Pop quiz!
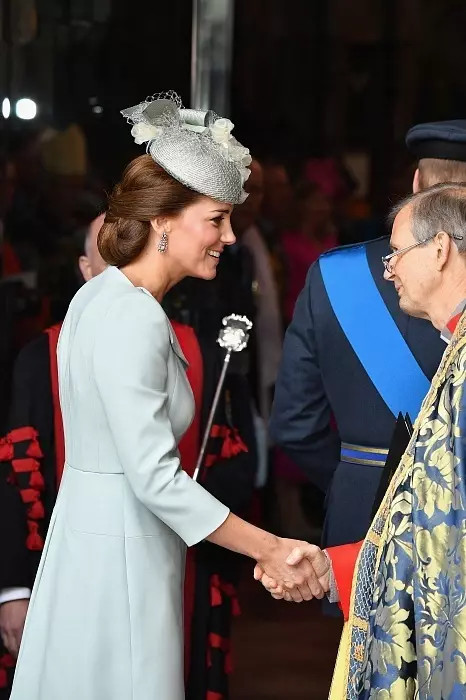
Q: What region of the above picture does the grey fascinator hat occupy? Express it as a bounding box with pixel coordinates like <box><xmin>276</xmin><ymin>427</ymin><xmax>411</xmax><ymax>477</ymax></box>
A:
<box><xmin>121</xmin><ymin>91</ymin><xmax>252</xmax><ymax>204</ymax></box>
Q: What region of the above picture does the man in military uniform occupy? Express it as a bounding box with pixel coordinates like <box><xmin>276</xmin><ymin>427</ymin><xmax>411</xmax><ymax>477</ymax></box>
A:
<box><xmin>269</xmin><ymin>120</ymin><xmax>466</xmax><ymax>565</ymax></box>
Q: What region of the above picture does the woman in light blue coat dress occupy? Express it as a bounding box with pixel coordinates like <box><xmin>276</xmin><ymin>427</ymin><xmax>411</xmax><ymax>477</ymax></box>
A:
<box><xmin>10</xmin><ymin>93</ymin><xmax>326</xmax><ymax>700</ymax></box>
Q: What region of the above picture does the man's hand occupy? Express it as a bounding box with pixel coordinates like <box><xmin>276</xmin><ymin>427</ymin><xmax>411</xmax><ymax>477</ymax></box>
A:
<box><xmin>255</xmin><ymin>538</ymin><xmax>330</xmax><ymax>602</ymax></box>
<box><xmin>0</xmin><ymin>599</ymin><xmax>29</xmax><ymax>657</ymax></box>
<box><xmin>254</xmin><ymin>543</ymin><xmax>331</xmax><ymax>602</ymax></box>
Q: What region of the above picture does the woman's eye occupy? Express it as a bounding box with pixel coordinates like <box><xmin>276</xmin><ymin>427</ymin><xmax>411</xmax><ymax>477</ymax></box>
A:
<box><xmin>212</xmin><ymin>216</ymin><xmax>223</xmax><ymax>226</ymax></box>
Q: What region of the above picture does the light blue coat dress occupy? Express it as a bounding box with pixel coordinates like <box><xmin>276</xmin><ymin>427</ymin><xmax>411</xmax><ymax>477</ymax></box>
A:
<box><xmin>10</xmin><ymin>265</ymin><xmax>229</xmax><ymax>700</ymax></box>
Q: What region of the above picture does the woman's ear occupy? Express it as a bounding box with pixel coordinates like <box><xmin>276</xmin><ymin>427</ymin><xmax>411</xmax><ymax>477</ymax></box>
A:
<box><xmin>150</xmin><ymin>217</ymin><xmax>170</xmax><ymax>235</ymax></box>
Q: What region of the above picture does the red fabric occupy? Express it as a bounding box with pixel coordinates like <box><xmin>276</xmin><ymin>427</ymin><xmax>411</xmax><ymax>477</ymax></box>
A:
<box><xmin>26</xmin><ymin>440</ymin><xmax>44</xmax><ymax>458</ymax></box>
<box><xmin>1</xmin><ymin>240</ymin><xmax>22</xmax><ymax>276</ymax></box>
<box><xmin>45</xmin><ymin>324</ymin><xmax>65</xmax><ymax>486</ymax></box>
<box><xmin>208</xmin><ymin>633</ymin><xmax>230</xmax><ymax>653</ymax></box>
<box><xmin>9</xmin><ymin>427</ymin><xmax>38</xmax><ymax>444</ymax></box>
<box><xmin>11</xmin><ymin>457</ymin><xmax>40</xmax><ymax>474</ymax></box>
<box><xmin>0</xmin><ymin>654</ymin><xmax>15</xmax><ymax>689</ymax></box>
<box><xmin>8</xmin><ymin>428</ymin><xmax>46</xmax><ymax>551</ymax></box>
<box><xmin>27</xmin><ymin>500</ymin><xmax>44</xmax><ymax>520</ymax></box>
<box><xmin>326</xmin><ymin>541</ymin><xmax>363</xmax><ymax>621</ymax></box>
<box><xmin>220</xmin><ymin>428</ymin><xmax>247</xmax><ymax>459</ymax></box>
<box><xmin>210</xmin><ymin>424</ymin><xmax>228</xmax><ymax>438</ymax></box>
<box><xmin>0</xmin><ymin>654</ymin><xmax>14</xmax><ymax>668</ymax></box>
<box><xmin>205</xmin><ymin>425</ymin><xmax>248</xmax><ymax>471</ymax></box>
<box><xmin>447</xmin><ymin>312</ymin><xmax>463</xmax><ymax>335</ymax></box>
<box><xmin>18</xmin><ymin>488</ymin><xmax>40</xmax><ymax>505</ymax></box>
<box><xmin>6</xmin><ymin>324</ymin><xmax>64</xmax><ymax>556</ymax></box>
<box><xmin>0</xmin><ymin>437</ymin><xmax>13</xmax><ymax>461</ymax></box>
<box><xmin>0</xmin><ymin>653</ymin><xmax>15</xmax><ymax>689</ymax></box>
<box><xmin>210</xmin><ymin>575</ymin><xmax>241</xmax><ymax>616</ymax></box>
<box><xmin>26</xmin><ymin>520</ymin><xmax>44</xmax><ymax>550</ymax></box>
<box><xmin>29</xmin><ymin>470</ymin><xmax>45</xmax><ymax>489</ymax></box>
<box><xmin>171</xmin><ymin>322</ymin><xmax>204</xmax><ymax>681</ymax></box>
<box><xmin>172</xmin><ymin>322</ymin><xmax>204</xmax><ymax>479</ymax></box>
<box><xmin>207</xmin><ymin>633</ymin><xmax>233</xmax><ymax>674</ymax></box>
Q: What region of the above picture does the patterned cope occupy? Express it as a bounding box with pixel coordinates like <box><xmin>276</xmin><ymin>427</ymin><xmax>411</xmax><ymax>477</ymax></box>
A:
<box><xmin>335</xmin><ymin>311</ymin><xmax>466</xmax><ymax>699</ymax></box>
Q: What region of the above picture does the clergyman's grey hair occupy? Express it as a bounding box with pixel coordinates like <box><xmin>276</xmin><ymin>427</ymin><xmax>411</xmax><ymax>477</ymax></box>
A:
<box><xmin>388</xmin><ymin>182</ymin><xmax>466</xmax><ymax>254</ymax></box>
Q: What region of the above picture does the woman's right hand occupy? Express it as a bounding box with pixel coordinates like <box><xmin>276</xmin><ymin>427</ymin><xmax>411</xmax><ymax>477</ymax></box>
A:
<box><xmin>256</xmin><ymin>538</ymin><xmax>329</xmax><ymax>602</ymax></box>
<box><xmin>205</xmin><ymin>513</ymin><xmax>328</xmax><ymax>601</ymax></box>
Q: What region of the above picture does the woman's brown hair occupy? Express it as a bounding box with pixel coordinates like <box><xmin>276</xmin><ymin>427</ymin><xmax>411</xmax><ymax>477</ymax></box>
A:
<box><xmin>98</xmin><ymin>155</ymin><xmax>203</xmax><ymax>267</ymax></box>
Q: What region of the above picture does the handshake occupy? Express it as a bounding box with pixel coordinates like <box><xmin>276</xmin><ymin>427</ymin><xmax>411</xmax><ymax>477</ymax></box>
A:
<box><xmin>253</xmin><ymin>539</ymin><xmax>331</xmax><ymax>603</ymax></box>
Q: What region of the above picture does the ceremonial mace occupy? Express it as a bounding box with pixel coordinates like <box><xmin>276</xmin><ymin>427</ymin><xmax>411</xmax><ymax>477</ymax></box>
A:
<box><xmin>192</xmin><ymin>314</ymin><xmax>253</xmax><ymax>482</ymax></box>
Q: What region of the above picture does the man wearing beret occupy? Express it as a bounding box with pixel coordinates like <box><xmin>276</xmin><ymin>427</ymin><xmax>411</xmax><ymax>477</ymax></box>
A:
<box><xmin>409</xmin><ymin>120</ymin><xmax>466</xmax><ymax>191</ymax></box>
<box><xmin>268</xmin><ymin>119</ymin><xmax>466</xmax><ymax>613</ymax></box>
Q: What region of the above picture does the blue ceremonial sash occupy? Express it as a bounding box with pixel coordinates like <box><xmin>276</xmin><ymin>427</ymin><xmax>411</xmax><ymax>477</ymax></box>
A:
<box><xmin>320</xmin><ymin>245</ymin><xmax>430</xmax><ymax>419</ymax></box>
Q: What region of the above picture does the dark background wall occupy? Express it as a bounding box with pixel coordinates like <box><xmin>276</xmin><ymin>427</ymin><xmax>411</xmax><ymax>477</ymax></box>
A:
<box><xmin>3</xmin><ymin>0</ymin><xmax>466</xmax><ymax>208</ymax></box>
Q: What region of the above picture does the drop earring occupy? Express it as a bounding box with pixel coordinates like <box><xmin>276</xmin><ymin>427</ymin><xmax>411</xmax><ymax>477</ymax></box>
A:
<box><xmin>157</xmin><ymin>231</ymin><xmax>168</xmax><ymax>253</ymax></box>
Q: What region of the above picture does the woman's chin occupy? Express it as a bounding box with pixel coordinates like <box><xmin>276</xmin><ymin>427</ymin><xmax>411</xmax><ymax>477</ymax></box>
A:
<box><xmin>201</xmin><ymin>261</ymin><xmax>219</xmax><ymax>280</ymax></box>
<box><xmin>189</xmin><ymin>257</ymin><xmax>220</xmax><ymax>280</ymax></box>
<box><xmin>192</xmin><ymin>267</ymin><xmax>217</xmax><ymax>281</ymax></box>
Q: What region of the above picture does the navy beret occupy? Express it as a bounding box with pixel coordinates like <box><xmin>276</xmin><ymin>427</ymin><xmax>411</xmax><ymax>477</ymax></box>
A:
<box><xmin>406</xmin><ymin>120</ymin><xmax>466</xmax><ymax>162</ymax></box>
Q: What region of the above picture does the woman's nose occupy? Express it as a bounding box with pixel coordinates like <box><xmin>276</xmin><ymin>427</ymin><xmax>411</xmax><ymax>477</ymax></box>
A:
<box><xmin>221</xmin><ymin>221</ymin><xmax>236</xmax><ymax>246</ymax></box>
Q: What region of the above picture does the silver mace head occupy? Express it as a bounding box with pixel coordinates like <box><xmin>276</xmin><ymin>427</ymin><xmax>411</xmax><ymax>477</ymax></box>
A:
<box><xmin>217</xmin><ymin>314</ymin><xmax>253</xmax><ymax>353</ymax></box>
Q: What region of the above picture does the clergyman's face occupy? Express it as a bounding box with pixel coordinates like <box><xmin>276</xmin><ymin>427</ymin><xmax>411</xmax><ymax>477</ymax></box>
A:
<box><xmin>384</xmin><ymin>205</ymin><xmax>438</xmax><ymax>319</ymax></box>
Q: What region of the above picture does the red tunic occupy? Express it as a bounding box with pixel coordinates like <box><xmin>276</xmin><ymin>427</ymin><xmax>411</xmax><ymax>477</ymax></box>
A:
<box><xmin>170</xmin><ymin>321</ymin><xmax>204</xmax><ymax>679</ymax></box>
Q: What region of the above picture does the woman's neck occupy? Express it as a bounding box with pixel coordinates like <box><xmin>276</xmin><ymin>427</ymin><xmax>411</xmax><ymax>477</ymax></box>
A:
<box><xmin>120</xmin><ymin>256</ymin><xmax>182</xmax><ymax>302</ymax></box>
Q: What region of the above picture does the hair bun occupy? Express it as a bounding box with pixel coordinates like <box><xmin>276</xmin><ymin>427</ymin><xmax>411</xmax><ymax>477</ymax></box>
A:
<box><xmin>98</xmin><ymin>155</ymin><xmax>202</xmax><ymax>268</ymax></box>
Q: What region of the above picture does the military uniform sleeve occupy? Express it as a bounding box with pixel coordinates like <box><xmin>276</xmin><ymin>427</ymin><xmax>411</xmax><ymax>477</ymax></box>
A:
<box><xmin>269</xmin><ymin>264</ymin><xmax>340</xmax><ymax>493</ymax></box>
<box><xmin>94</xmin><ymin>293</ymin><xmax>229</xmax><ymax>547</ymax></box>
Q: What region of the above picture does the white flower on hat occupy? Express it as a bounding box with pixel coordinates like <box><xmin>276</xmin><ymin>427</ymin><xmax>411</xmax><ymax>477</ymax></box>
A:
<box><xmin>239</xmin><ymin>166</ymin><xmax>251</xmax><ymax>185</ymax></box>
<box><xmin>131</xmin><ymin>122</ymin><xmax>161</xmax><ymax>145</ymax></box>
<box><xmin>226</xmin><ymin>141</ymin><xmax>252</xmax><ymax>184</ymax></box>
<box><xmin>210</xmin><ymin>118</ymin><xmax>234</xmax><ymax>146</ymax></box>
<box><xmin>208</xmin><ymin>119</ymin><xmax>251</xmax><ymax>184</ymax></box>
<box><xmin>229</xmin><ymin>143</ymin><xmax>252</xmax><ymax>168</ymax></box>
